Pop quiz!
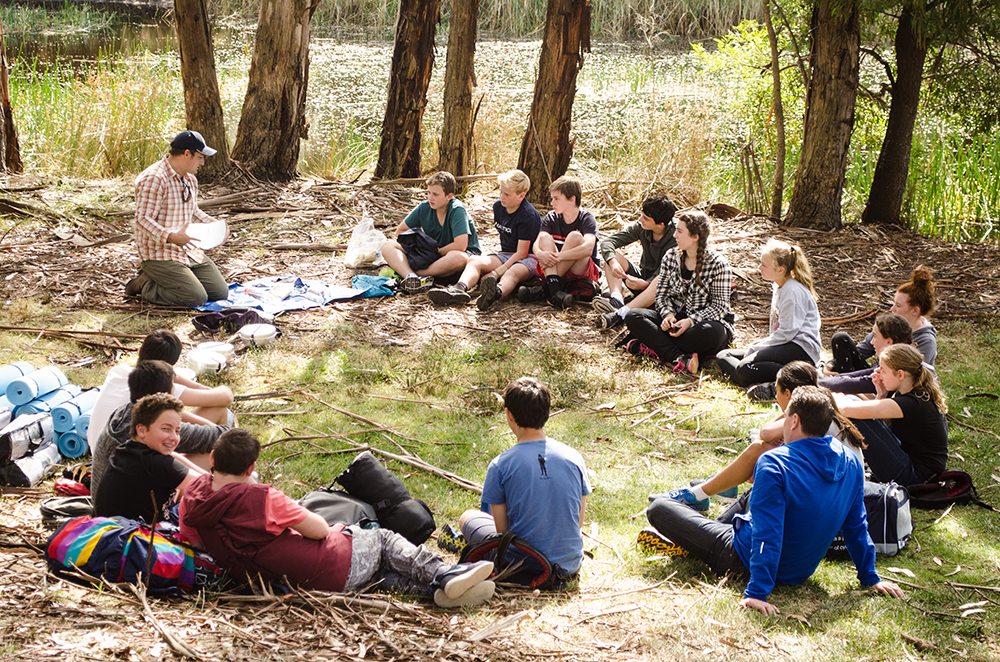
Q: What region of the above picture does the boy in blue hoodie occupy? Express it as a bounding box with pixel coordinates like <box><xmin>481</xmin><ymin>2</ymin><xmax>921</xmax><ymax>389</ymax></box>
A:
<box><xmin>643</xmin><ymin>386</ymin><xmax>904</xmax><ymax>615</ymax></box>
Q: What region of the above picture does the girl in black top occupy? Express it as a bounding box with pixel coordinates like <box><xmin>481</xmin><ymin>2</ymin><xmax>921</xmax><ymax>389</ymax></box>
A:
<box><xmin>837</xmin><ymin>344</ymin><xmax>948</xmax><ymax>486</ymax></box>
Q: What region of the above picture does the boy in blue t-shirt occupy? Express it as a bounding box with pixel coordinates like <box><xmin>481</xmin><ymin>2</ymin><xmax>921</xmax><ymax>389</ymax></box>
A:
<box><xmin>380</xmin><ymin>171</ymin><xmax>481</xmax><ymax>294</ymax></box>
<box><xmin>459</xmin><ymin>377</ymin><xmax>591</xmax><ymax>582</ymax></box>
<box><xmin>428</xmin><ymin>170</ymin><xmax>541</xmax><ymax>311</ymax></box>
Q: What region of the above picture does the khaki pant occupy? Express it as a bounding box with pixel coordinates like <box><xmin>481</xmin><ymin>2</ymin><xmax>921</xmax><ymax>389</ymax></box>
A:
<box><xmin>140</xmin><ymin>258</ymin><xmax>228</xmax><ymax>307</ymax></box>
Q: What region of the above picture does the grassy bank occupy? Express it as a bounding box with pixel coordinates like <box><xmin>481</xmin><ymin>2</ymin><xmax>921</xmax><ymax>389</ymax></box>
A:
<box><xmin>1</xmin><ymin>305</ymin><xmax>998</xmax><ymax>658</ymax></box>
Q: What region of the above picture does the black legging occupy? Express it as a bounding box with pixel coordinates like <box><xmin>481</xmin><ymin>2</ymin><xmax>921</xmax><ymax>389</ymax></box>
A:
<box><xmin>830</xmin><ymin>331</ymin><xmax>871</xmax><ymax>373</ymax></box>
<box><xmin>715</xmin><ymin>342</ymin><xmax>813</xmax><ymax>387</ymax></box>
<box><xmin>623</xmin><ymin>309</ymin><xmax>730</xmax><ymax>363</ymax></box>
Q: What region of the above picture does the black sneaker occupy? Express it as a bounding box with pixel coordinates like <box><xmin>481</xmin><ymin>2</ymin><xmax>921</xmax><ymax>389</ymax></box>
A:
<box><xmin>437</xmin><ymin>524</ymin><xmax>467</xmax><ymax>554</ymax></box>
<box><xmin>592</xmin><ymin>295</ymin><xmax>622</xmax><ymax>314</ymax></box>
<box><xmin>746</xmin><ymin>382</ymin><xmax>777</xmax><ymax>401</ymax></box>
<box><xmin>428</xmin><ymin>285</ymin><xmax>471</xmax><ymax>306</ymax></box>
<box><xmin>516</xmin><ymin>285</ymin><xmax>546</xmax><ymax>303</ymax></box>
<box><xmin>597</xmin><ymin>310</ymin><xmax>624</xmax><ymax>330</ymax></box>
<box><xmin>434</xmin><ymin>561</ymin><xmax>494</xmax><ymax>599</ymax></box>
<box><xmin>476</xmin><ymin>274</ymin><xmax>502</xmax><ymax>311</ymax></box>
<box><xmin>548</xmin><ymin>290</ymin><xmax>574</xmax><ymax>310</ymax></box>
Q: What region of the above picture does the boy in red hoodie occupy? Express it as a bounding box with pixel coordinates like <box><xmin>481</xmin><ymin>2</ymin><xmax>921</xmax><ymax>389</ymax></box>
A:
<box><xmin>180</xmin><ymin>429</ymin><xmax>494</xmax><ymax>607</ymax></box>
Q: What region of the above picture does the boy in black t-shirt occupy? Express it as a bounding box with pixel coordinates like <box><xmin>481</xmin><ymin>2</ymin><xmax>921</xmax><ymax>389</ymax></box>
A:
<box><xmin>94</xmin><ymin>393</ymin><xmax>198</xmax><ymax>523</ymax></box>
<box><xmin>522</xmin><ymin>175</ymin><xmax>600</xmax><ymax>310</ymax></box>
<box><xmin>427</xmin><ymin>170</ymin><xmax>542</xmax><ymax>311</ymax></box>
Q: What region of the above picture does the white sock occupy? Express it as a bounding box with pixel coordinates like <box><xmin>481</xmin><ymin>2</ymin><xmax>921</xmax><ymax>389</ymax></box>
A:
<box><xmin>689</xmin><ymin>484</ymin><xmax>709</xmax><ymax>500</ymax></box>
<box><xmin>616</xmin><ymin>305</ymin><xmax>631</xmax><ymax>318</ymax></box>
<box><xmin>610</xmin><ymin>292</ymin><xmax>625</xmax><ymax>304</ymax></box>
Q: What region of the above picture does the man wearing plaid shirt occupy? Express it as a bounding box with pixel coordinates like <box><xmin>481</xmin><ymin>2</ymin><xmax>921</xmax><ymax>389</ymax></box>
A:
<box><xmin>126</xmin><ymin>131</ymin><xmax>229</xmax><ymax>307</ymax></box>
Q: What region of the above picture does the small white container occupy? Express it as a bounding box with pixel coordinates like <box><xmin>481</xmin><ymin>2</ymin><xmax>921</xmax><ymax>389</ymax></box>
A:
<box><xmin>196</xmin><ymin>341</ymin><xmax>236</xmax><ymax>360</ymax></box>
<box><xmin>187</xmin><ymin>349</ymin><xmax>228</xmax><ymax>376</ymax></box>
<box><xmin>239</xmin><ymin>323</ymin><xmax>279</xmax><ymax>347</ymax></box>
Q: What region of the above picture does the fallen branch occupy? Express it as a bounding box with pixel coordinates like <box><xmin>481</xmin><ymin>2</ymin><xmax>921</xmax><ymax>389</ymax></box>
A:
<box><xmin>269</xmin><ymin>243</ymin><xmax>347</xmax><ymax>252</ymax></box>
<box><xmin>366</xmin><ymin>173</ymin><xmax>502</xmax><ymax>188</ymax></box>
<box><xmin>0</xmin><ymin>324</ymin><xmax>147</xmax><ymax>339</ymax></box>
<box><xmin>581</xmin><ymin>573</ymin><xmax>678</xmax><ymax>602</ymax></box>
<box><xmin>129</xmin><ymin>583</ymin><xmax>206</xmax><ymax>660</ymax></box>
<box><xmin>467</xmin><ymin>610</ymin><xmax>532</xmax><ymax>642</ymax></box>
<box><xmin>568</xmin><ymin>604</ymin><xmax>641</xmax><ymax>628</ymax></box>
<box><xmin>948</xmin><ymin>582</ymin><xmax>1000</xmax><ymax>593</ymax></box>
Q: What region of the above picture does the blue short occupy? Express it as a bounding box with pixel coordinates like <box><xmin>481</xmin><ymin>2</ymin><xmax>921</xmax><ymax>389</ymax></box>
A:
<box><xmin>491</xmin><ymin>252</ymin><xmax>539</xmax><ymax>273</ymax></box>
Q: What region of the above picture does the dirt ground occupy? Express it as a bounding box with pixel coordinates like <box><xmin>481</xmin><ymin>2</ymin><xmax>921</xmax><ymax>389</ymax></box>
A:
<box><xmin>2</xmin><ymin>175</ymin><xmax>999</xmax><ymax>660</ymax></box>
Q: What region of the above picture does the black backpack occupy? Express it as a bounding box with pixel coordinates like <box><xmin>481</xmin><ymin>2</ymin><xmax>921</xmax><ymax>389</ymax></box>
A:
<box><xmin>828</xmin><ymin>481</ymin><xmax>912</xmax><ymax>558</ymax></box>
<box><xmin>299</xmin><ymin>488</ymin><xmax>378</xmax><ymax>528</ymax></box>
<box><xmin>907</xmin><ymin>470</ymin><xmax>995</xmax><ymax>511</ymax></box>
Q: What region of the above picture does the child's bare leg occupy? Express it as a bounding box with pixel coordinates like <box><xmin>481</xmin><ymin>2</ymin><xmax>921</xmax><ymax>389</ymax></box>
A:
<box><xmin>417</xmin><ymin>251</ymin><xmax>469</xmax><ymax>277</ymax></box>
<box><xmin>381</xmin><ymin>240</ymin><xmax>415</xmax><ymax>276</ymax></box>
<box><xmin>497</xmin><ymin>263</ymin><xmax>530</xmax><ymax>296</ymax></box>
<box><xmin>699</xmin><ymin>440</ymin><xmax>775</xmax><ymax>495</ymax></box>
<box><xmin>603</xmin><ymin>254</ymin><xmax>631</xmax><ymax>299</ymax></box>
<box><xmin>554</xmin><ymin>231</ymin><xmax>586</xmax><ymax>277</ymax></box>
<box><xmin>627</xmin><ymin>278</ymin><xmax>658</xmax><ymax>309</ymax></box>
<box><xmin>461</xmin><ymin>255</ymin><xmax>501</xmax><ymax>290</ymax></box>
<box><xmin>192</xmin><ymin>406</ymin><xmax>230</xmax><ymax>426</ymax></box>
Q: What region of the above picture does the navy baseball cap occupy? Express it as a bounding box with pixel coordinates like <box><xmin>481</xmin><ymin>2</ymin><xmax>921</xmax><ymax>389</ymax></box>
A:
<box><xmin>170</xmin><ymin>130</ymin><xmax>217</xmax><ymax>157</ymax></box>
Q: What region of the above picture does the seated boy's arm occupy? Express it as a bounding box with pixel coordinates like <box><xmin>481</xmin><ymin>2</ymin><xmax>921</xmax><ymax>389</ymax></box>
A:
<box><xmin>180</xmin><ymin>385</ymin><xmax>234</xmax><ymax>408</ymax></box>
<box><xmin>290</xmin><ymin>510</ymin><xmax>331</xmax><ymax>540</ymax></box>
<box><xmin>171</xmin><ymin>451</ymin><xmax>209</xmax><ymax>477</ymax></box>
<box><xmin>556</xmin><ymin>233</ymin><xmax>597</xmax><ymax>262</ymax></box>
<box><xmin>496</xmin><ymin>239</ymin><xmax>532</xmax><ymax>275</ymax></box>
<box><xmin>175</xmin><ymin>470</ymin><xmax>199</xmax><ymax>499</ymax></box>
<box><xmin>181</xmin><ymin>410</ymin><xmax>215</xmax><ymax>427</ymax></box>
<box><xmin>489</xmin><ymin>503</ymin><xmax>509</xmax><ymax>533</ymax></box>
<box><xmin>438</xmin><ymin>233</ymin><xmax>469</xmax><ymax>255</ymax></box>
<box><xmin>579</xmin><ymin>496</ymin><xmax>587</xmax><ymax>528</ymax></box>
<box><xmin>174</xmin><ymin>373</ymin><xmax>207</xmax><ymax>391</ymax></box>
<box><xmin>392</xmin><ymin>220</ymin><xmax>410</xmax><ymax>237</ymax></box>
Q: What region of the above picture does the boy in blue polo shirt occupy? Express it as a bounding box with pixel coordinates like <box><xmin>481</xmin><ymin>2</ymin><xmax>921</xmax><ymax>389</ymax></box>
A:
<box><xmin>459</xmin><ymin>377</ymin><xmax>591</xmax><ymax>583</ymax></box>
<box><xmin>428</xmin><ymin>169</ymin><xmax>541</xmax><ymax>310</ymax></box>
<box><xmin>380</xmin><ymin>171</ymin><xmax>481</xmax><ymax>294</ymax></box>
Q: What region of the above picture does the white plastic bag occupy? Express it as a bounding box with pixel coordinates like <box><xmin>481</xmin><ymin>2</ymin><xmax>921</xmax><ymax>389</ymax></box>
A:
<box><xmin>344</xmin><ymin>218</ymin><xmax>388</xmax><ymax>268</ymax></box>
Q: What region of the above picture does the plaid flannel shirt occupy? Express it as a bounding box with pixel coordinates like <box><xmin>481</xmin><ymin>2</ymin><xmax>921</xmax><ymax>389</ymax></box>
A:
<box><xmin>655</xmin><ymin>247</ymin><xmax>734</xmax><ymax>335</ymax></box>
<box><xmin>133</xmin><ymin>156</ymin><xmax>213</xmax><ymax>263</ymax></box>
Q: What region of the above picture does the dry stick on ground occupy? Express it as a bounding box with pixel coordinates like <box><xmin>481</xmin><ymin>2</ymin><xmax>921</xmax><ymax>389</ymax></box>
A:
<box><xmin>581</xmin><ymin>529</ymin><xmax>624</xmax><ymax>564</ymax></box>
<box><xmin>948</xmin><ymin>582</ymin><xmax>1000</xmax><ymax>593</ymax></box>
<box><xmin>568</xmin><ymin>604</ymin><xmax>642</xmax><ymax>628</ymax></box>
<box><xmin>0</xmin><ymin>324</ymin><xmax>148</xmax><ymax>339</ymax></box>
<box><xmin>128</xmin><ymin>583</ymin><xmax>206</xmax><ymax>660</ymax></box>
<box><xmin>946</xmin><ymin>414</ymin><xmax>1000</xmax><ymax>441</ymax></box>
<box><xmin>467</xmin><ymin>609</ymin><xmax>533</xmax><ymax>642</ymax></box>
<box><xmin>580</xmin><ymin>573</ymin><xmax>679</xmax><ymax>602</ymax></box>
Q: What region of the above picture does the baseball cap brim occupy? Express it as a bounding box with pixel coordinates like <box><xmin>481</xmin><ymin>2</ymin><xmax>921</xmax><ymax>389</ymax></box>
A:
<box><xmin>199</xmin><ymin>144</ymin><xmax>217</xmax><ymax>157</ymax></box>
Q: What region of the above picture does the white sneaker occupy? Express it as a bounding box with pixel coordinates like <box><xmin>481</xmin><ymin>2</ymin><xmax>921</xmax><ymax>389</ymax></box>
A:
<box><xmin>434</xmin><ymin>580</ymin><xmax>495</xmax><ymax>608</ymax></box>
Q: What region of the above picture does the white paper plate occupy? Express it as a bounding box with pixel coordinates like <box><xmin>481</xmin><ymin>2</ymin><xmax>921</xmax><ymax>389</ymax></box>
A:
<box><xmin>186</xmin><ymin>220</ymin><xmax>227</xmax><ymax>250</ymax></box>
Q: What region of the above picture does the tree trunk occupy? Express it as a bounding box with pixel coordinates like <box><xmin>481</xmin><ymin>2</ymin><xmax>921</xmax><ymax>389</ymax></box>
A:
<box><xmin>862</xmin><ymin>4</ymin><xmax>927</xmax><ymax>226</ymax></box>
<box><xmin>231</xmin><ymin>0</ymin><xmax>319</xmax><ymax>181</ymax></box>
<box><xmin>375</xmin><ymin>0</ymin><xmax>442</xmax><ymax>180</ymax></box>
<box><xmin>437</xmin><ymin>0</ymin><xmax>478</xmax><ymax>185</ymax></box>
<box><xmin>785</xmin><ymin>0</ymin><xmax>860</xmax><ymax>230</ymax></box>
<box><xmin>518</xmin><ymin>0</ymin><xmax>591</xmax><ymax>205</ymax></box>
<box><xmin>763</xmin><ymin>0</ymin><xmax>785</xmax><ymax>221</ymax></box>
<box><xmin>174</xmin><ymin>0</ymin><xmax>230</xmax><ymax>180</ymax></box>
<box><xmin>0</xmin><ymin>19</ymin><xmax>22</xmax><ymax>173</ymax></box>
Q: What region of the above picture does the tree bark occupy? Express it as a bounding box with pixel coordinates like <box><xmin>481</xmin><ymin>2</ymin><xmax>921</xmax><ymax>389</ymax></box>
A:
<box><xmin>174</xmin><ymin>0</ymin><xmax>230</xmax><ymax>180</ymax></box>
<box><xmin>763</xmin><ymin>0</ymin><xmax>785</xmax><ymax>221</ymax></box>
<box><xmin>437</xmin><ymin>0</ymin><xmax>479</xmax><ymax>185</ymax></box>
<box><xmin>785</xmin><ymin>0</ymin><xmax>860</xmax><ymax>230</ymax></box>
<box><xmin>231</xmin><ymin>0</ymin><xmax>319</xmax><ymax>181</ymax></box>
<box><xmin>0</xmin><ymin>19</ymin><xmax>23</xmax><ymax>173</ymax></box>
<box><xmin>375</xmin><ymin>0</ymin><xmax>442</xmax><ymax>180</ymax></box>
<box><xmin>862</xmin><ymin>4</ymin><xmax>927</xmax><ymax>226</ymax></box>
<box><xmin>518</xmin><ymin>0</ymin><xmax>591</xmax><ymax>205</ymax></box>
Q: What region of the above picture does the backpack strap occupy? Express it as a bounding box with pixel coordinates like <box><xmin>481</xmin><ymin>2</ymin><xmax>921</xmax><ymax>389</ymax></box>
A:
<box><xmin>459</xmin><ymin>531</ymin><xmax>555</xmax><ymax>589</ymax></box>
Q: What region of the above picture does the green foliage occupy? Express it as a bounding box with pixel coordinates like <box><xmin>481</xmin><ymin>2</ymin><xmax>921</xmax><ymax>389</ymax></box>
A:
<box><xmin>0</xmin><ymin>2</ymin><xmax>116</xmax><ymax>35</ymax></box>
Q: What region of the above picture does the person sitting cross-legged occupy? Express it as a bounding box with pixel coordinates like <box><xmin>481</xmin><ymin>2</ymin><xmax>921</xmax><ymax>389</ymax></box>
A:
<box><xmin>180</xmin><ymin>429</ymin><xmax>496</xmax><ymax>608</ymax></box>
<box><xmin>642</xmin><ymin>386</ymin><xmax>904</xmax><ymax>615</ymax></box>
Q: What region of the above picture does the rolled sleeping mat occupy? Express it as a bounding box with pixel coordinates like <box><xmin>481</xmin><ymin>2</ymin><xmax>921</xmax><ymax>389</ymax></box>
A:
<box><xmin>74</xmin><ymin>413</ymin><xmax>91</xmax><ymax>438</ymax></box>
<box><xmin>13</xmin><ymin>384</ymin><xmax>82</xmax><ymax>418</ymax></box>
<box><xmin>0</xmin><ymin>412</ymin><xmax>55</xmax><ymax>463</ymax></box>
<box><xmin>334</xmin><ymin>450</ymin><xmax>411</xmax><ymax>509</ymax></box>
<box><xmin>52</xmin><ymin>388</ymin><xmax>101</xmax><ymax>434</ymax></box>
<box><xmin>57</xmin><ymin>431</ymin><xmax>90</xmax><ymax>459</ymax></box>
<box><xmin>379</xmin><ymin>498</ymin><xmax>436</xmax><ymax>546</ymax></box>
<box><xmin>0</xmin><ymin>442</ymin><xmax>61</xmax><ymax>487</ymax></box>
<box><xmin>0</xmin><ymin>395</ymin><xmax>12</xmax><ymax>429</ymax></box>
<box><xmin>0</xmin><ymin>362</ymin><xmax>35</xmax><ymax>393</ymax></box>
<box><xmin>6</xmin><ymin>366</ymin><xmax>69</xmax><ymax>406</ymax></box>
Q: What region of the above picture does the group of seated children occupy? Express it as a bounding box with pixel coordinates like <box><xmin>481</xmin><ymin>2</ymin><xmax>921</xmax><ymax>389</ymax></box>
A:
<box><xmin>92</xmin><ymin>371</ymin><xmax>589</xmax><ymax>609</ymax></box>
<box><xmin>383</xmin><ymin>171</ymin><xmax>601</xmax><ymax>311</ymax></box>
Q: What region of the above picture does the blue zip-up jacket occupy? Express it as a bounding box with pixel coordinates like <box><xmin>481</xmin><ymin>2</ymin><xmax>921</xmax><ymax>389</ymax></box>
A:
<box><xmin>732</xmin><ymin>435</ymin><xmax>880</xmax><ymax>601</ymax></box>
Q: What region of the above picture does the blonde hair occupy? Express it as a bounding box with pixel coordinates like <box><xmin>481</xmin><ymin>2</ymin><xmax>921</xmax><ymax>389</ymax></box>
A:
<box><xmin>880</xmin><ymin>344</ymin><xmax>948</xmax><ymax>414</ymax></box>
<box><xmin>762</xmin><ymin>239</ymin><xmax>818</xmax><ymax>299</ymax></box>
<box><xmin>498</xmin><ymin>169</ymin><xmax>530</xmax><ymax>196</ymax></box>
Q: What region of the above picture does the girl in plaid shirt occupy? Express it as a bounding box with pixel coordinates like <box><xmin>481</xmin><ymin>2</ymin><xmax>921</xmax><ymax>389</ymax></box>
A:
<box><xmin>623</xmin><ymin>211</ymin><xmax>733</xmax><ymax>373</ymax></box>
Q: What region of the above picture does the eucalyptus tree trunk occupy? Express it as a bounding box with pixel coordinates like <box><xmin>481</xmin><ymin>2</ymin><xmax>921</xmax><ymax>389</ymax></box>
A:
<box><xmin>785</xmin><ymin>0</ymin><xmax>860</xmax><ymax>230</ymax></box>
<box><xmin>517</xmin><ymin>0</ymin><xmax>591</xmax><ymax>205</ymax></box>
<box><xmin>174</xmin><ymin>0</ymin><xmax>230</xmax><ymax>180</ymax></box>
<box><xmin>375</xmin><ymin>0</ymin><xmax>442</xmax><ymax>179</ymax></box>
<box><xmin>437</xmin><ymin>0</ymin><xmax>479</xmax><ymax>185</ymax></box>
<box><xmin>0</xmin><ymin>19</ymin><xmax>22</xmax><ymax>173</ymax></box>
<box><xmin>862</xmin><ymin>4</ymin><xmax>927</xmax><ymax>226</ymax></box>
<box><xmin>231</xmin><ymin>0</ymin><xmax>320</xmax><ymax>180</ymax></box>
<box><xmin>763</xmin><ymin>0</ymin><xmax>785</xmax><ymax>221</ymax></box>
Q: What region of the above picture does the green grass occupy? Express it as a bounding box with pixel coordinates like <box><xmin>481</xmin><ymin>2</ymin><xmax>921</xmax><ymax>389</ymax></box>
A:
<box><xmin>2</xmin><ymin>304</ymin><xmax>998</xmax><ymax>658</ymax></box>
<box><xmin>0</xmin><ymin>2</ymin><xmax>117</xmax><ymax>36</ymax></box>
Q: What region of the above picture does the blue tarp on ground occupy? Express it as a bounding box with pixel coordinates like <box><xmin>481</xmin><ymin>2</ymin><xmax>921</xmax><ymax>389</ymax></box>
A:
<box><xmin>196</xmin><ymin>276</ymin><xmax>367</xmax><ymax>315</ymax></box>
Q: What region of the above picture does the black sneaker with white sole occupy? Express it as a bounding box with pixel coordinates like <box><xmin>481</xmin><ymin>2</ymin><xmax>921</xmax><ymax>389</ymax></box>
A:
<box><xmin>428</xmin><ymin>285</ymin><xmax>471</xmax><ymax>306</ymax></box>
<box><xmin>597</xmin><ymin>310</ymin><xmax>624</xmax><ymax>330</ymax></box>
<box><xmin>476</xmin><ymin>274</ymin><xmax>502</xmax><ymax>311</ymax></box>
<box><xmin>592</xmin><ymin>295</ymin><xmax>622</xmax><ymax>314</ymax></box>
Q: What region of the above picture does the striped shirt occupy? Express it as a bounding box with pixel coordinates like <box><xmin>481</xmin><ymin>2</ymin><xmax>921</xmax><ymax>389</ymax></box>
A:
<box><xmin>655</xmin><ymin>247</ymin><xmax>734</xmax><ymax>335</ymax></box>
<box><xmin>133</xmin><ymin>156</ymin><xmax>213</xmax><ymax>263</ymax></box>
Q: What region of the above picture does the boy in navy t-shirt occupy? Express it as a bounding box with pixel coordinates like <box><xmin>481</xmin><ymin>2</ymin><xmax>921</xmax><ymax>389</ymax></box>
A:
<box><xmin>459</xmin><ymin>377</ymin><xmax>591</xmax><ymax>582</ymax></box>
<box><xmin>428</xmin><ymin>170</ymin><xmax>541</xmax><ymax>311</ymax></box>
<box><xmin>524</xmin><ymin>175</ymin><xmax>600</xmax><ymax>310</ymax></box>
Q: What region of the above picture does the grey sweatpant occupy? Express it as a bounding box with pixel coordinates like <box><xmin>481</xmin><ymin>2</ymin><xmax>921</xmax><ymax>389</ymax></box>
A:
<box><xmin>343</xmin><ymin>526</ymin><xmax>445</xmax><ymax>596</ymax></box>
